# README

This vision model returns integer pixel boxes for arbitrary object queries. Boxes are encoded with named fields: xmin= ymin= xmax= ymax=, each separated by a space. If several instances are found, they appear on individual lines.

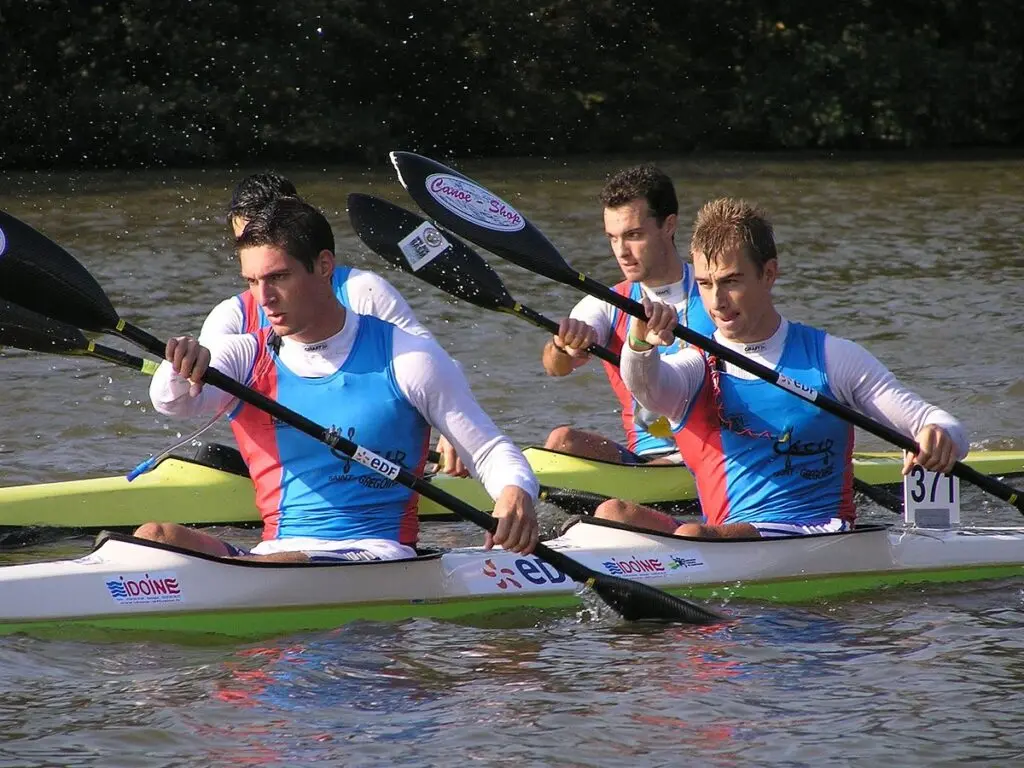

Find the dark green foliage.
xmin=1 ymin=0 xmax=1021 ymax=168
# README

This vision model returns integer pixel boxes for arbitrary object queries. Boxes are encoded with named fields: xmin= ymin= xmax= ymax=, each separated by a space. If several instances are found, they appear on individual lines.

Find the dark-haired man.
xmin=202 ymin=172 xmax=431 ymax=341
xmin=201 ymin=172 xmax=468 ymax=476
xmin=542 ymin=165 xmax=716 ymax=464
xmin=138 ymin=197 xmax=539 ymax=560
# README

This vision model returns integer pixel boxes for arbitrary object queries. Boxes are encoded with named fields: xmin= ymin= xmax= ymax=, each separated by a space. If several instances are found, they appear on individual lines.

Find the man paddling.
xmin=200 ymin=172 xmax=469 ymax=477
xmin=596 ymin=197 xmax=967 ymax=537
xmin=541 ymin=165 xmax=716 ymax=464
xmin=137 ymin=197 xmax=539 ymax=560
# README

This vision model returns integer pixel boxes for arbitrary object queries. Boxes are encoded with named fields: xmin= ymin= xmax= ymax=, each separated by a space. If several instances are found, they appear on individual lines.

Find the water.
xmin=1 ymin=154 xmax=1024 ymax=765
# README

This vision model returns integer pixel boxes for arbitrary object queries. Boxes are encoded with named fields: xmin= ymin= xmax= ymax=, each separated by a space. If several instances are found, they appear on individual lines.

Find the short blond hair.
xmin=690 ymin=198 xmax=776 ymax=273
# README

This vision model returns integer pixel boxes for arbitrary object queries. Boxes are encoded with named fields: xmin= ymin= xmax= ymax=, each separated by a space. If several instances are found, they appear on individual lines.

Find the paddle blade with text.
xmin=347 ymin=193 xmax=515 ymax=312
xmin=389 ymin=152 xmax=576 ymax=284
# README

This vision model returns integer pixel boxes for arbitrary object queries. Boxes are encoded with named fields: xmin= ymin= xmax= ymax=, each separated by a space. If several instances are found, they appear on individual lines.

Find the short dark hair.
xmin=599 ymin=165 xmax=678 ymax=225
xmin=227 ymin=172 xmax=299 ymax=226
xmin=235 ymin=197 xmax=335 ymax=273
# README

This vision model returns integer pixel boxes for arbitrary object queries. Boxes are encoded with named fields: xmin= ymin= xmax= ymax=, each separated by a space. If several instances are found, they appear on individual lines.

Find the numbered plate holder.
xmin=902 ymin=459 xmax=960 ymax=528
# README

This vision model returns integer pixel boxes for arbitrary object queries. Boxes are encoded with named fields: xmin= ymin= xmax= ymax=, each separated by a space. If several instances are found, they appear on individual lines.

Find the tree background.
xmin=2 ymin=0 xmax=1022 ymax=169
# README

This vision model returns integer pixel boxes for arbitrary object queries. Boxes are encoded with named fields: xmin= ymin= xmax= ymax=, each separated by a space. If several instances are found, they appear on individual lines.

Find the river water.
xmin=1 ymin=154 xmax=1023 ymax=765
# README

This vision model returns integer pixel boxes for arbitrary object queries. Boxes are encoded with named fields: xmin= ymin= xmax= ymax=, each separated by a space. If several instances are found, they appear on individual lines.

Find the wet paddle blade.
xmin=389 ymin=152 xmax=578 ymax=285
xmin=0 ymin=300 xmax=91 ymax=355
xmin=590 ymin=572 xmax=724 ymax=625
xmin=538 ymin=487 xmax=613 ymax=516
xmin=0 ymin=211 xmax=120 ymax=332
xmin=534 ymin=542 xmax=722 ymax=625
xmin=347 ymin=193 xmax=517 ymax=312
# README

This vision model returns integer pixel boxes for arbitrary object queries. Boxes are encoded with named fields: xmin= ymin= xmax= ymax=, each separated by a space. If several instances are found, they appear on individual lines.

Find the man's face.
xmin=239 ymin=244 xmax=333 ymax=340
xmin=603 ymin=200 xmax=677 ymax=284
xmin=693 ymin=244 xmax=778 ymax=343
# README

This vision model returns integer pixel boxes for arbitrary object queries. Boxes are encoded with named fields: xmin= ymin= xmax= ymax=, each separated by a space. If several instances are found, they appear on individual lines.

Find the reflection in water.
xmin=2 ymin=589 xmax=1024 ymax=765
xmin=185 ymin=607 xmax=904 ymax=765
xmin=193 ymin=621 xmax=461 ymax=764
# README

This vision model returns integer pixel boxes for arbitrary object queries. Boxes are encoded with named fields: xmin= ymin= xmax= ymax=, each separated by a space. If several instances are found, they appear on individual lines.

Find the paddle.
xmin=346 ymin=193 xmax=619 ymax=366
xmin=389 ymin=151 xmax=1024 ymax=514
xmin=0 ymin=209 xmax=723 ymax=625
xmin=345 ymin=192 xmax=908 ymax=517
xmin=0 ymin=298 xmax=673 ymax=515
xmin=0 ymin=298 xmax=622 ymax=512
xmin=347 ymin=191 xmax=902 ymax=516
xmin=0 ymin=299 xmax=159 ymax=375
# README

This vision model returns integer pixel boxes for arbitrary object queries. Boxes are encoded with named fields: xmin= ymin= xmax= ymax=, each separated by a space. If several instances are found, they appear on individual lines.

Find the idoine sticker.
xmin=105 ymin=571 xmax=183 ymax=605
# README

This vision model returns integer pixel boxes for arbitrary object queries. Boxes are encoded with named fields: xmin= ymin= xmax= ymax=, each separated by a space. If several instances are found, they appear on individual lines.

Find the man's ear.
xmin=762 ymin=258 xmax=779 ymax=287
xmin=317 ymin=249 xmax=336 ymax=277
xmin=662 ymin=213 xmax=677 ymax=240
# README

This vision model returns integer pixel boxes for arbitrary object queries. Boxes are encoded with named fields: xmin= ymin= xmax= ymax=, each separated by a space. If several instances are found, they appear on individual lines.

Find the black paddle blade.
xmin=539 ymin=486 xmax=611 ymax=516
xmin=534 ymin=542 xmax=722 ymax=625
xmin=589 ymin=572 xmax=725 ymax=625
xmin=347 ymin=193 xmax=516 ymax=312
xmin=0 ymin=299 xmax=90 ymax=354
xmin=389 ymin=152 xmax=577 ymax=285
xmin=0 ymin=211 xmax=120 ymax=333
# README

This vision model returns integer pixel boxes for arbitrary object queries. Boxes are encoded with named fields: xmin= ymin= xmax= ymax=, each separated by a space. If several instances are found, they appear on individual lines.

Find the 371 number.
xmin=907 ymin=464 xmax=955 ymax=503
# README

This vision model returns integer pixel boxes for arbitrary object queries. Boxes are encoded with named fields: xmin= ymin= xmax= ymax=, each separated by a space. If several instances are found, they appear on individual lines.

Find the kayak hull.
xmin=3 ymin=445 xmax=1023 ymax=532
xmin=2 ymin=519 xmax=1023 ymax=639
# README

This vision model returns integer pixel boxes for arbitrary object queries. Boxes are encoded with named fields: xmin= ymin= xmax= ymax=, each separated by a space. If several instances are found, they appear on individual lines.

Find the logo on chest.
xmin=719 ymin=414 xmax=838 ymax=481
xmin=771 ymin=429 xmax=836 ymax=479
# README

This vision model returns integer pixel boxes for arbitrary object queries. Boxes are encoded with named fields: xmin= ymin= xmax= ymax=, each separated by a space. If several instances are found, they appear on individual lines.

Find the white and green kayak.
xmin=2 ymin=516 xmax=1024 ymax=639
xmin=2 ymin=442 xmax=1023 ymax=536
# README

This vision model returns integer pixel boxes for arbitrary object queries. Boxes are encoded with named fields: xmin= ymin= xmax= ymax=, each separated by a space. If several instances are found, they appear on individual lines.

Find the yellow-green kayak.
xmin=2 ymin=443 xmax=1022 ymax=533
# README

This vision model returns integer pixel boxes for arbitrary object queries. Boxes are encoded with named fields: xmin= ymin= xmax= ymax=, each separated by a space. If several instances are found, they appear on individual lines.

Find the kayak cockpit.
xmin=87 ymin=530 xmax=445 ymax=568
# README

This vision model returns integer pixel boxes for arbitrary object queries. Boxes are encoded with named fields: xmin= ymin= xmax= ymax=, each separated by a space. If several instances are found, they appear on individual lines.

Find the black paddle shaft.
xmin=0 ymin=299 xmax=159 ymax=374
xmin=580 ymin=276 xmax=1023 ymax=512
xmin=509 ymin=302 xmax=619 ymax=366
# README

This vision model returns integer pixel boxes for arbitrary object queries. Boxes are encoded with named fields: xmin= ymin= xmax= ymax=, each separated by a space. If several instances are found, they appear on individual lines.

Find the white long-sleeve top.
xmin=199 ymin=268 xmax=432 ymax=343
xmin=568 ymin=276 xmax=694 ymax=346
xmin=151 ymin=314 xmax=539 ymax=502
xmin=620 ymin=316 xmax=969 ymax=456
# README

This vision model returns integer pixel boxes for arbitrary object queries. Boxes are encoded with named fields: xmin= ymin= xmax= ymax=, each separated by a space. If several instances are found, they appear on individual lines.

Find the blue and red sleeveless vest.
xmin=229 ymin=315 xmax=430 ymax=545
xmin=600 ymin=265 xmax=715 ymax=455
xmin=674 ymin=322 xmax=855 ymax=525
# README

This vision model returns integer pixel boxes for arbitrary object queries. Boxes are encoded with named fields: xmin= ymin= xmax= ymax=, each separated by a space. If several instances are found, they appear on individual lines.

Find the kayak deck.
xmin=1 ymin=518 xmax=1023 ymax=639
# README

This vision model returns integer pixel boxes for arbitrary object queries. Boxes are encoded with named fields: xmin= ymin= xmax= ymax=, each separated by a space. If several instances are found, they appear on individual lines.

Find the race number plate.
xmin=903 ymin=461 xmax=960 ymax=528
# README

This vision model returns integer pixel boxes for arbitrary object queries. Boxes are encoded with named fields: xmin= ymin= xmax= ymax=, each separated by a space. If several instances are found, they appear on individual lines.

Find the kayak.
xmin=1 ymin=516 xmax=1023 ymax=639
xmin=2 ymin=442 xmax=1024 ymax=535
